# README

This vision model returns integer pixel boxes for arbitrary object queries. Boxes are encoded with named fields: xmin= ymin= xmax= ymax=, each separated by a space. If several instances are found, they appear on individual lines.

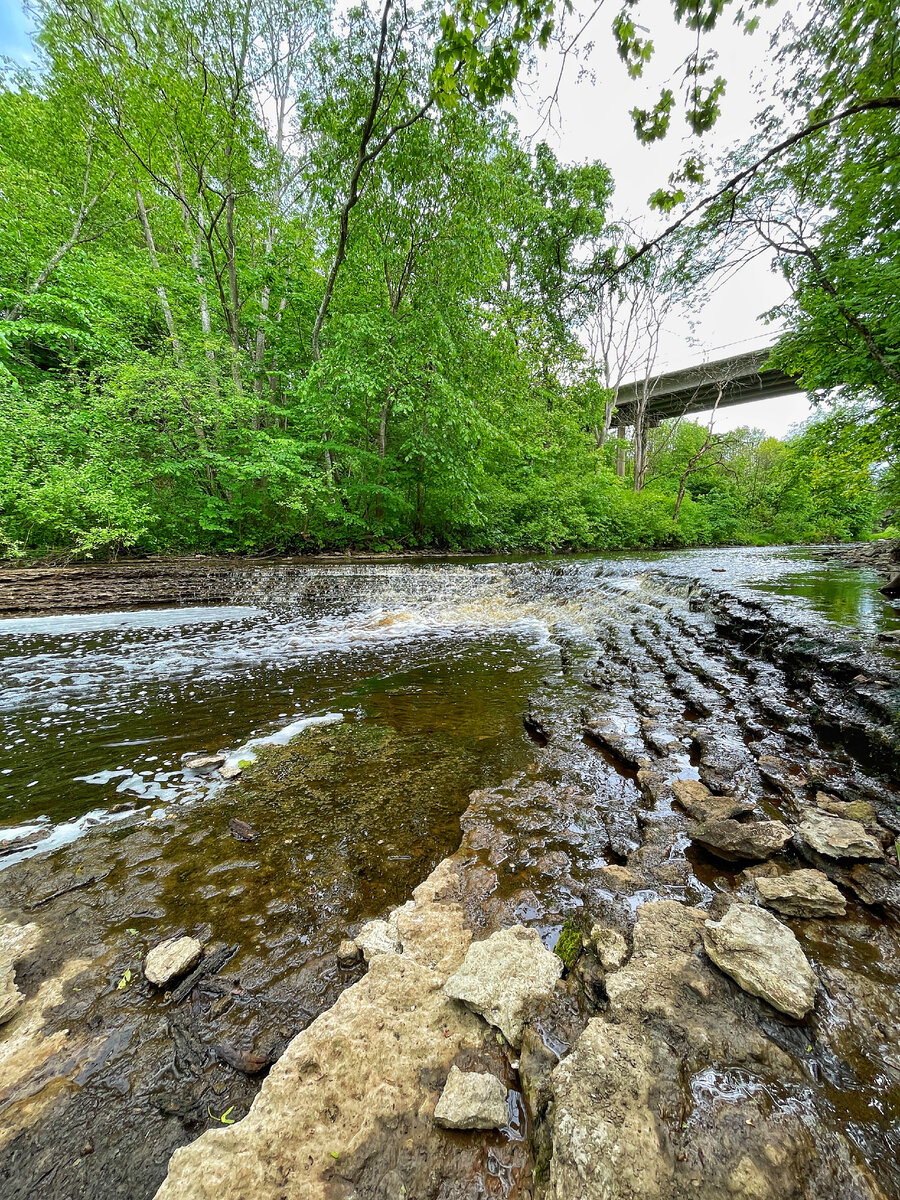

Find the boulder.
xmin=689 ymin=818 xmax=792 ymax=862
xmin=797 ymin=810 xmax=883 ymax=861
xmin=444 ymin=924 xmax=562 ymax=1047
xmin=144 ymin=936 xmax=203 ymax=987
xmin=755 ymin=869 xmax=846 ymax=918
xmin=432 ymin=1066 xmax=507 ymax=1130
xmin=671 ymin=778 xmax=754 ymax=822
xmin=702 ymin=903 xmax=818 ymax=1019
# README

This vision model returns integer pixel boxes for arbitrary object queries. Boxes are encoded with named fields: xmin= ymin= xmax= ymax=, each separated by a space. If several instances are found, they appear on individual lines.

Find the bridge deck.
xmin=614 ymin=347 xmax=801 ymax=424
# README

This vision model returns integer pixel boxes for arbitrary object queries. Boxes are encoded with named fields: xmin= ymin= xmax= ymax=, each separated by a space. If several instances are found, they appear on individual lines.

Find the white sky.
xmin=513 ymin=0 xmax=813 ymax=437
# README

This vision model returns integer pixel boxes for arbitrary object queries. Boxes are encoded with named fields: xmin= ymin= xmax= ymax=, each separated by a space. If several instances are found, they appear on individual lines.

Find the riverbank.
xmin=3 ymin=551 xmax=900 ymax=1199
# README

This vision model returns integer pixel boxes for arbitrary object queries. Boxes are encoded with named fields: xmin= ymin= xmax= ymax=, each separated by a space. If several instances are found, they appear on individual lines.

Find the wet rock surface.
xmin=433 ymin=1065 xmax=509 ymax=1130
xmin=702 ymin=902 xmax=819 ymax=1018
xmin=797 ymin=809 xmax=884 ymax=860
xmin=144 ymin=936 xmax=204 ymax=987
xmin=4 ymin=548 xmax=900 ymax=1200
xmin=755 ymin=868 xmax=847 ymax=917
xmin=689 ymin=817 xmax=793 ymax=861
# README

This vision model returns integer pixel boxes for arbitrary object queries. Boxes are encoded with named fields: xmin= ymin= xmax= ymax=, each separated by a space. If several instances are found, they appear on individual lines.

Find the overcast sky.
xmin=1 ymin=0 xmax=812 ymax=436
xmin=512 ymin=0 xmax=812 ymax=436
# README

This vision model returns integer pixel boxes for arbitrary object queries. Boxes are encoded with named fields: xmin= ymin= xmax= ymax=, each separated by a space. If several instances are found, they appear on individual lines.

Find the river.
xmin=2 ymin=546 xmax=900 ymax=1200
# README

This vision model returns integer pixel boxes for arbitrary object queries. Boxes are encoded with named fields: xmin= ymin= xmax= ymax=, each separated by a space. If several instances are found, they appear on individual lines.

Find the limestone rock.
xmin=755 ymin=869 xmax=846 ymax=918
xmin=184 ymin=754 xmax=227 ymax=771
xmin=337 ymin=938 xmax=361 ymax=968
xmin=0 ymin=922 xmax=38 ymax=1026
xmin=671 ymin=778 xmax=754 ymax=822
xmin=689 ymin=817 xmax=792 ymax=862
xmin=815 ymin=791 xmax=878 ymax=825
xmin=543 ymin=900 xmax=878 ymax=1200
xmin=444 ymin=924 xmax=562 ymax=1047
xmin=355 ymin=918 xmax=402 ymax=962
xmin=797 ymin=810 xmax=883 ymax=861
xmin=218 ymin=763 xmax=242 ymax=781
xmin=432 ymin=1066 xmax=507 ymax=1130
xmin=702 ymin=903 xmax=818 ymax=1018
xmin=144 ymin=936 xmax=203 ymax=987
xmin=153 ymin=857 xmax=503 ymax=1200
xmin=589 ymin=923 xmax=628 ymax=971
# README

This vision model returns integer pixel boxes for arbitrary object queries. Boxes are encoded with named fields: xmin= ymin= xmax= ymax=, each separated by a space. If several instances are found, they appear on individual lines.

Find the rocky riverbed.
xmin=3 ymin=549 xmax=900 ymax=1199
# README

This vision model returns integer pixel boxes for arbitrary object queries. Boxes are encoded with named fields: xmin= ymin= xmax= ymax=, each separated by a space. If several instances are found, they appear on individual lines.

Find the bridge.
xmin=613 ymin=347 xmax=801 ymax=426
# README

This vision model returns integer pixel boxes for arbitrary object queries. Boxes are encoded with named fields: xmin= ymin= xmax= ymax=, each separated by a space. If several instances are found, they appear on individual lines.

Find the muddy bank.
xmin=4 ymin=551 xmax=900 ymax=1199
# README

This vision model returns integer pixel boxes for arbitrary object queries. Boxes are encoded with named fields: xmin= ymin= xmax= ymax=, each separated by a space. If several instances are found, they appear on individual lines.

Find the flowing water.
xmin=2 ymin=546 xmax=900 ymax=1200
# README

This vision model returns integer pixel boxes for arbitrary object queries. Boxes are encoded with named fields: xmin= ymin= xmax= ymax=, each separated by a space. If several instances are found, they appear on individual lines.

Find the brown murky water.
xmin=3 ymin=547 xmax=900 ymax=1200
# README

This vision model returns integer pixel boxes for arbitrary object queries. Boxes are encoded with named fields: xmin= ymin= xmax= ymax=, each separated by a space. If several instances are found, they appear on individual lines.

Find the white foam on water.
xmin=223 ymin=711 xmax=345 ymax=769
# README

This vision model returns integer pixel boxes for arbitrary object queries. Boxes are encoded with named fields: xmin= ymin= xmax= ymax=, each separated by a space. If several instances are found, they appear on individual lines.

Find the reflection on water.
xmin=755 ymin=566 xmax=900 ymax=635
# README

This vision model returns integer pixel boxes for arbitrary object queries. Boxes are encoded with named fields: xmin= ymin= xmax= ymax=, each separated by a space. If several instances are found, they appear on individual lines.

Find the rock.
xmin=337 ymin=938 xmax=362 ymax=968
xmin=589 ymin=923 xmax=628 ymax=971
xmin=702 ymin=903 xmax=818 ymax=1018
xmin=797 ymin=810 xmax=883 ymax=861
xmin=432 ymin=1066 xmax=507 ymax=1130
xmin=227 ymin=818 xmax=258 ymax=842
xmin=153 ymin=858 xmax=521 ymax=1200
xmin=444 ymin=924 xmax=562 ymax=1047
xmin=218 ymin=763 xmax=242 ymax=781
xmin=689 ymin=818 xmax=792 ymax=862
xmin=755 ymin=869 xmax=847 ymax=918
xmin=815 ymin=791 xmax=878 ymax=826
xmin=144 ymin=936 xmax=203 ymax=987
xmin=355 ymin=918 xmax=402 ymax=962
xmin=0 ymin=922 xmax=39 ymax=1026
xmin=543 ymin=900 xmax=878 ymax=1200
xmin=671 ymin=778 xmax=754 ymax=822
xmin=184 ymin=754 xmax=227 ymax=771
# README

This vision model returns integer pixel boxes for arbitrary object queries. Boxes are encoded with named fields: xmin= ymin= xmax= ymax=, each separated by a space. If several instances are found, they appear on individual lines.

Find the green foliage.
xmin=0 ymin=0 xmax=884 ymax=561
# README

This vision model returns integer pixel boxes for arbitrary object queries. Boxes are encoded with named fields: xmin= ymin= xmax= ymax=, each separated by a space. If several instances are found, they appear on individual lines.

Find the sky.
xmin=0 ymin=0 xmax=811 ymax=438
xmin=512 ymin=0 xmax=813 ymax=437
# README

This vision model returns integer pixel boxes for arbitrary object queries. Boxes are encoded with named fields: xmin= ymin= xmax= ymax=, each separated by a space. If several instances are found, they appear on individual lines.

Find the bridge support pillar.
xmin=615 ymin=423 xmax=626 ymax=478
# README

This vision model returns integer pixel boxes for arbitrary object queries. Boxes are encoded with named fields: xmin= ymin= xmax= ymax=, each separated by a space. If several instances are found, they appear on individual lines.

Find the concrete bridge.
xmin=614 ymin=347 xmax=801 ymax=426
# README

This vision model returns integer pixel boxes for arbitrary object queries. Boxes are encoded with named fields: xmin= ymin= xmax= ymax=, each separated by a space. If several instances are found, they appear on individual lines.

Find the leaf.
xmin=117 ymin=968 xmax=132 ymax=990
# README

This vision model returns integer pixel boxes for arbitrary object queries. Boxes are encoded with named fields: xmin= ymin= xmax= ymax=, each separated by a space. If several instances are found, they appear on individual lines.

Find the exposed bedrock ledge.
xmin=153 ymin=859 xmax=534 ymax=1200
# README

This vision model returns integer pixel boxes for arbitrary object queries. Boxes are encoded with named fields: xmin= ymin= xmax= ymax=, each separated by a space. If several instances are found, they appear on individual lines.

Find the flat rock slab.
xmin=702 ymin=902 xmax=818 ymax=1019
xmin=689 ymin=818 xmax=792 ymax=862
xmin=433 ymin=1066 xmax=507 ymax=1130
xmin=444 ymin=924 xmax=562 ymax=1048
xmin=671 ymin=779 xmax=754 ymax=822
xmin=815 ymin=792 xmax=879 ymax=826
xmin=798 ymin=810 xmax=883 ymax=861
xmin=153 ymin=859 xmax=520 ymax=1200
xmin=144 ymin=936 xmax=203 ymax=987
xmin=755 ymin=869 xmax=846 ymax=918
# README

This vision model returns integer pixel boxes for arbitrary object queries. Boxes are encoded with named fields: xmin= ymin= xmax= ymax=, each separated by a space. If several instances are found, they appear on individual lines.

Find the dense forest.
xmin=0 ymin=0 xmax=897 ymax=559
